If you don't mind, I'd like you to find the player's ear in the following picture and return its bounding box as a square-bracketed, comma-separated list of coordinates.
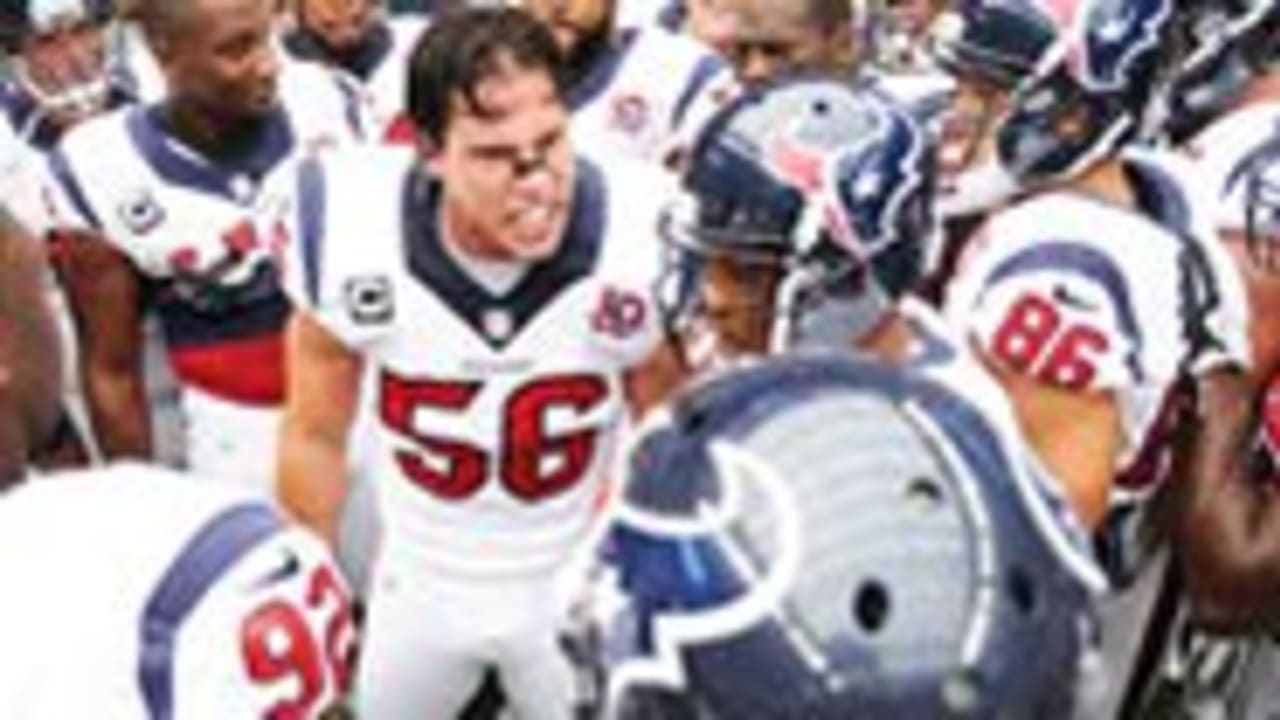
[416, 134, 444, 176]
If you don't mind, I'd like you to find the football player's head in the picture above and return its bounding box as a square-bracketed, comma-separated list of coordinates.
[140, 506, 357, 718]
[408, 6, 574, 262]
[0, 0, 119, 126]
[136, 0, 282, 123]
[682, 0, 739, 58]
[517, 0, 613, 70]
[722, 0, 857, 87]
[1154, 0, 1280, 143]
[0, 205, 62, 489]
[660, 74, 934, 367]
[584, 354, 1100, 718]
[931, 0, 1176, 217]
[862, 0, 949, 73]
[291, 0, 382, 64]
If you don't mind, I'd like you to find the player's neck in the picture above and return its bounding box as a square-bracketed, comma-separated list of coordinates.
[1234, 72, 1280, 111]
[158, 102, 268, 164]
[856, 310, 915, 362]
[1063, 157, 1134, 210]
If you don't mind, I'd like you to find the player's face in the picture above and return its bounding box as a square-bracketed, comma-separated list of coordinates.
[519, 0, 612, 57]
[683, 0, 738, 56]
[433, 62, 573, 262]
[693, 252, 782, 360]
[16, 16, 111, 123]
[727, 0, 852, 87]
[937, 73, 1007, 188]
[157, 0, 280, 121]
[297, 0, 376, 54]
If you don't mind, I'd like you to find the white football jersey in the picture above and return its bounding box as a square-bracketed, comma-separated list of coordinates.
[0, 121, 53, 235]
[278, 146, 674, 577]
[568, 25, 736, 165]
[281, 15, 428, 144]
[944, 151, 1248, 501]
[0, 464, 355, 719]
[46, 61, 368, 406]
[1186, 101, 1280, 233]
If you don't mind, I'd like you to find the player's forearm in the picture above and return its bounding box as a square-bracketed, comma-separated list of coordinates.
[276, 424, 348, 549]
[1175, 368, 1280, 632]
[83, 368, 152, 459]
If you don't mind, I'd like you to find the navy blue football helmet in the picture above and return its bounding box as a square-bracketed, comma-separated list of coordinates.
[1237, 137, 1280, 271]
[659, 75, 935, 366]
[932, 0, 1175, 193]
[583, 355, 1100, 719]
[1155, 0, 1280, 143]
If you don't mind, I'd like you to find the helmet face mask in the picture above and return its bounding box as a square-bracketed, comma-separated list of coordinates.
[5, 0, 118, 126]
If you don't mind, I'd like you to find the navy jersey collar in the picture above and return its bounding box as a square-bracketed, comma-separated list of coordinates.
[404, 157, 608, 349]
[126, 104, 296, 202]
[282, 20, 394, 82]
[566, 29, 639, 111]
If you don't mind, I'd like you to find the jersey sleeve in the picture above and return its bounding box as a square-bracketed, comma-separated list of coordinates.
[587, 162, 674, 367]
[944, 215, 1153, 393]
[269, 153, 392, 351]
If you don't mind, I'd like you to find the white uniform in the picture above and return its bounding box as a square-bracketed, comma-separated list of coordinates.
[944, 150, 1249, 576]
[947, 154, 1246, 487]
[0, 464, 355, 719]
[281, 15, 428, 144]
[277, 145, 673, 719]
[46, 61, 367, 490]
[0, 120, 53, 234]
[568, 25, 736, 165]
[1186, 100, 1280, 233]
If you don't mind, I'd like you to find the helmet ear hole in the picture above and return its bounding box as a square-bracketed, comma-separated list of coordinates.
[1006, 564, 1039, 617]
[853, 578, 892, 634]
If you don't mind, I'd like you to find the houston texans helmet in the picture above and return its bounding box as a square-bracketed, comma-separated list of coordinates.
[582, 354, 1102, 719]
[0, 0, 120, 122]
[931, 0, 1176, 212]
[659, 74, 935, 367]
[1155, 0, 1280, 143]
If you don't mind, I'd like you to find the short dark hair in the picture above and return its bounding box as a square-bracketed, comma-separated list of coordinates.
[406, 6, 565, 146]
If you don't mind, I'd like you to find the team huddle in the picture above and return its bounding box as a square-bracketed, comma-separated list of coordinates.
[1, 0, 1280, 717]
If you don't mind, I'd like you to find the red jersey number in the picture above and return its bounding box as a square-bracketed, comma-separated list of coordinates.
[990, 292, 1110, 390]
[240, 564, 355, 720]
[380, 371, 610, 503]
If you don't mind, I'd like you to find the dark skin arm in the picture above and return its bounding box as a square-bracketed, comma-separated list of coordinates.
[1171, 366, 1280, 633]
[53, 232, 152, 459]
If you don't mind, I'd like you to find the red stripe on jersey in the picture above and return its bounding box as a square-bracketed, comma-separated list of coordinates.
[169, 333, 285, 406]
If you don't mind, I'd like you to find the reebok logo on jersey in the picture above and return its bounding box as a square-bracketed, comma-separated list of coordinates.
[1052, 284, 1099, 313]
[344, 275, 394, 325]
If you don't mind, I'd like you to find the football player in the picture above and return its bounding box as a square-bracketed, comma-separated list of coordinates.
[0, 202, 357, 720]
[0, 0, 133, 149]
[931, 0, 1272, 623]
[280, 0, 428, 142]
[272, 8, 684, 718]
[651, 74, 1109, 711]
[47, 0, 368, 490]
[516, 0, 737, 165]
[717, 0, 858, 87]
